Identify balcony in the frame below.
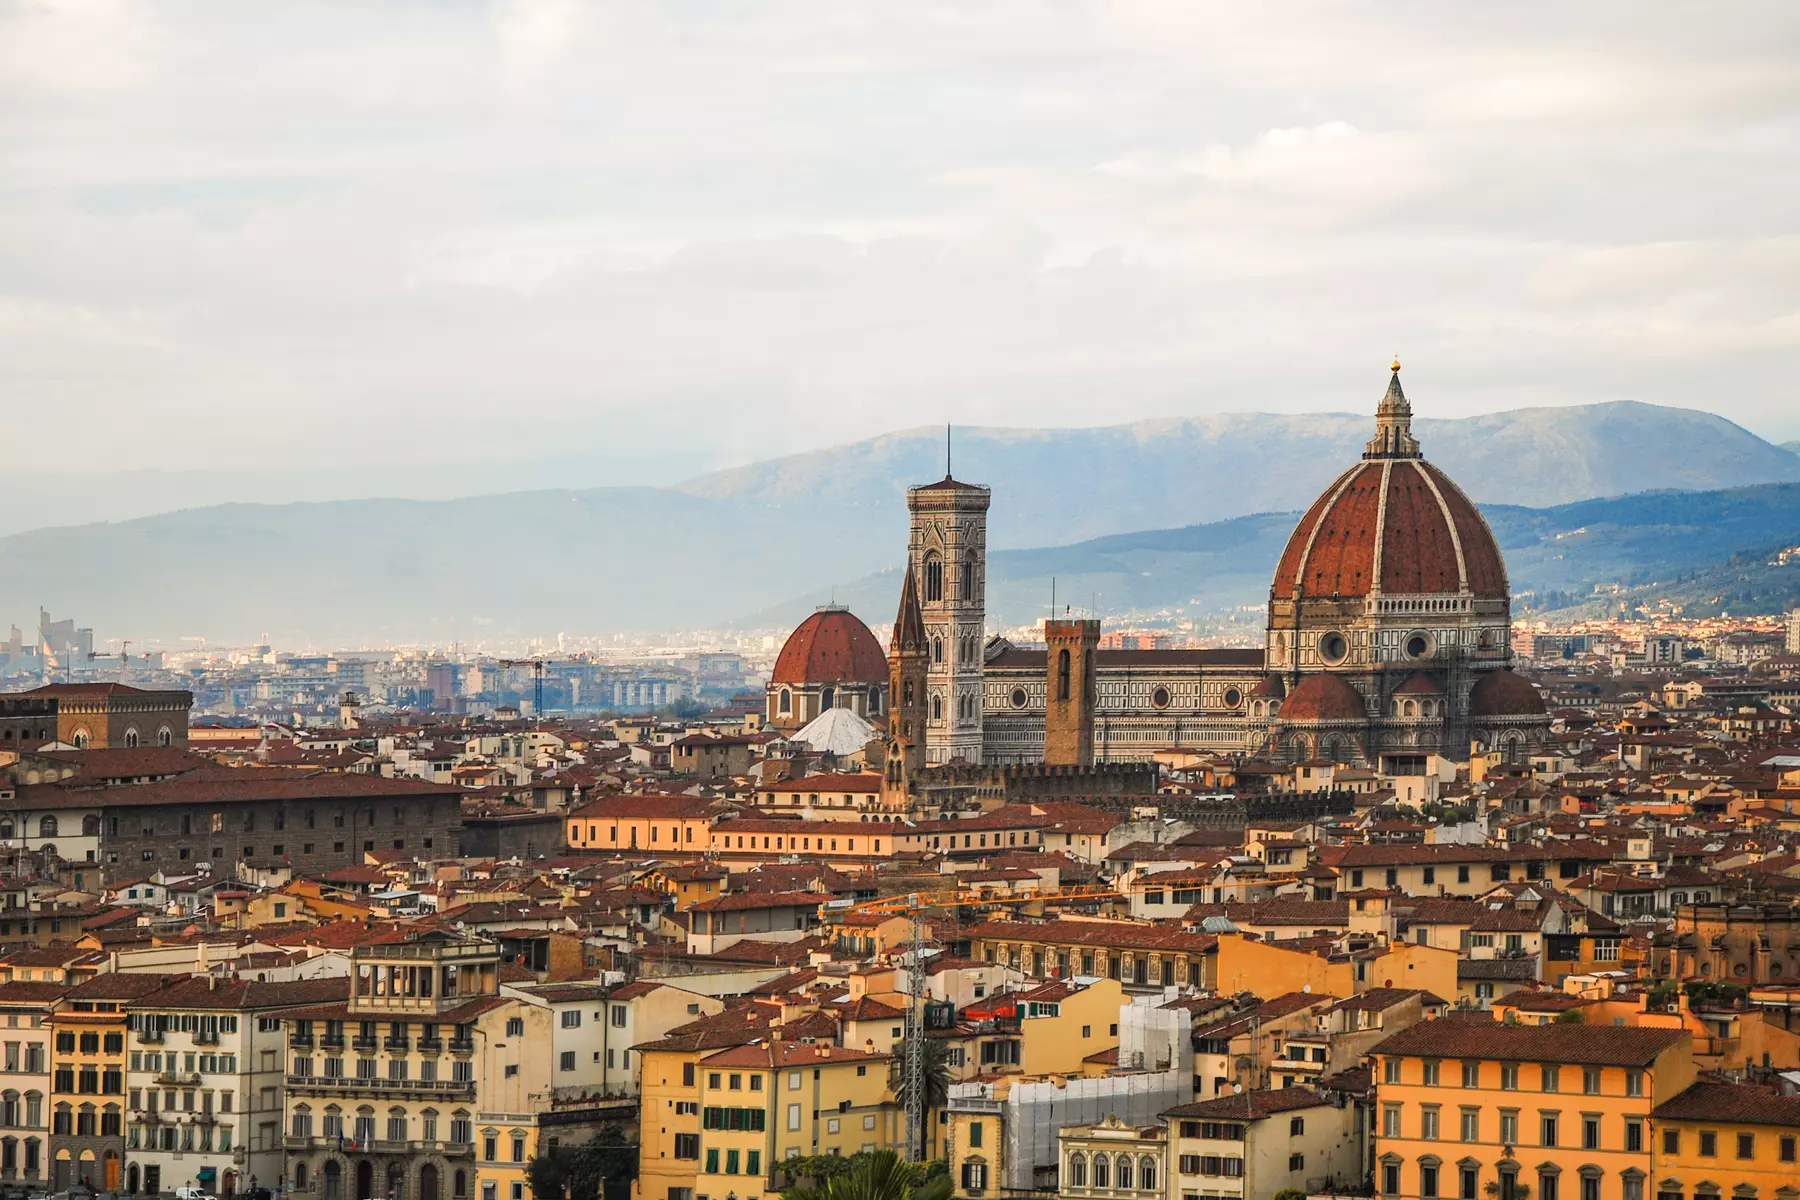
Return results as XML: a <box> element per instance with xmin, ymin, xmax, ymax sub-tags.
<box><xmin>194</xmin><ymin>1111</ymin><xmax>217</xmax><ymax>1125</ymax></box>
<box><xmin>417</xmin><ymin>1037</ymin><xmax>443</xmax><ymax>1053</ymax></box>
<box><xmin>284</xmin><ymin>1074</ymin><xmax>475</xmax><ymax>1100</ymax></box>
<box><xmin>155</xmin><ymin>1069</ymin><xmax>201</xmax><ymax>1086</ymax></box>
<box><xmin>290</xmin><ymin>1033</ymin><xmax>316</xmax><ymax>1049</ymax></box>
<box><xmin>137</xmin><ymin>1029</ymin><xmax>165</xmax><ymax>1045</ymax></box>
<box><xmin>383</xmin><ymin>1036</ymin><xmax>411</xmax><ymax>1052</ymax></box>
<box><xmin>351</xmin><ymin>1035</ymin><xmax>379</xmax><ymax>1051</ymax></box>
<box><xmin>320</xmin><ymin>1033</ymin><xmax>346</xmax><ymax>1050</ymax></box>
<box><xmin>447</xmin><ymin>1038</ymin><xmax>475</xmax><ymax>1054</ymax></box>
<box><xmin>194</xmin><ymin>1030</ymin><xmax>220</xmax><ymax>1046</ymax></box>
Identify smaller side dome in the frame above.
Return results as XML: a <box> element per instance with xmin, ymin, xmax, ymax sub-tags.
<box><xmin>1469</xmin><ymin>668</ymin><xmax>1546</xmax><ymax>718</ymax></box>
<box><xmin>1278</xmin><ymin>674</ymin><xmax>1367</xmax><ymax>723</ymax></box>
<box><xmin>1250</xmin><ymin>676</ymin><xmax>1287</xmax><ymax>699</ymax></box>
<box><xmin>1393</xmin><ymin>672</ymin><xmax>1445</xmax><ymax>697</ymax></box>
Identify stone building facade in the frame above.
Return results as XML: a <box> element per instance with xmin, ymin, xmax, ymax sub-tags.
<box><xmin>881</xmin><ymin>364</ymin><xmax>1552</xmax><ymax>769</ymax></box>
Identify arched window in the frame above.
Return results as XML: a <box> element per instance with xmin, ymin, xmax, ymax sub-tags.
<box><xmin>71</xmin><ymin>730</ymin><xmax>89</xmax><ymax>749</ymax></box>
<box><xmin>924</xmin><ymin>553</ymin><xmax>943</xmax><ymax>603</ymax></box>
<box><xmin>1068</xmin><ymin>1155</ymin><xmax>1087</xmax><ymax>1188</ymax></box>
<box><xmin>157</xmin><ymin>727</ymin><xmax>172</xmax><ymax>747</ymax></box>
<box><xmin>931</xmin><ymin>695</ymin><xmax>942</xmax><ymax>721</ymax></box>
<box><xmin>1139</xmin><ymin>1157</ymin><xmax>1157</xmax><ymax>1192</ymax></box>
<box><xmin>933</xmin><ymin>638</ymin><xmax>944</xmax><ymax>664</ymax></box>
<box><xmin>1116</xmin><ymin>1154</ymin><xmax>1133</xmax><ymax>1189</ymax></box>
<box><xmin>778</xmin><ymin>689</ymin><xmax>791</xmax><ymax>715</ymax></box>
<box><xmin>1057</xmin><ymin>648</ymin><xmax>1071</xmax><ymax>702</ymax></box>
<box><xmin>295</xmin><ymin>1164</ymin><xmax>309</xmax><ymax>1191</ymax></box>
<box><xmin>123</xmin><ymin>728</ymin><xmax>139</xmax><ymax>749</ymax></box>
<box><xmin>962</xmin><ymin>550</ymin><xmax>979</xmax><ymax>601</ymax></box>
<box><xmin>37</xmin><ymin>817</ymin><xmax>55</xmax><ymax>839</ymax></box>
<box><xmin>821</xmin><ymin>686</ymin><xmax>836</xmax><ymax>711</ymax></box>
<box><xmin>868</xmin><ymin>688</ymin><xmax>881</xmax><ymax>716</ymax></box>
<box><xmin>902</xmin><ymin>681</ymin><xmax>914</xmax><ymax>704</ymax></box>
<box><xmin>1092</xmin><ymin>1156</ymin><xmax>1109</xmax><ymax>1189</ymax></box>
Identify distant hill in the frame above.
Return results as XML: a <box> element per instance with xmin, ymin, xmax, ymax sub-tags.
<box><xmin>2</xmin><ymin>401</ymin><xmax>1797</xmax><ymax>644</ymax></box>
<box><xmin>677</xmin><ymin>400</ymin><xmax>1800</xmax><ymax>550</ymax></box>
<box><xmin>758</xmin><ymin>483</ymin><xmax>1800</xmax><ymax>630</ymax></box>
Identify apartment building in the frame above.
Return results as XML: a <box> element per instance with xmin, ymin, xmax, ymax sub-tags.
<box><xmin>1648</xmin><ymin>1081</ymin><xmax>1800</xmax><ymax>1199</ymax></box>
<box><xmin>1164</xmin><ymin>1087</ymin><xmax>1359</xmax><ymax>1199</ymax></box>
<box><xmin>280</xmin><ymin>933</ymin><xmax>549</xmax><ymax>1200</ymax></box>
<box><xmin>1371</xmin><ymin>1021</ymin><xmax>1694</xmax><ymax>1200</ymax></box>
<box><xmin>50</xmin><ymin>974</ymin><xmax>172</xmax><ymax>1191</ymax></box>
<box><xmin>0</xmin><ymin>981</ymin><xmax>60</xmax><ymax>1187</ymax></box>
<box><xmin>504</xmin><ymin>980</ymin><xmax>722</xmax><ymax>1097</ymax></box>
<box><xmin>123</xmin><ymin>976</ymin><xmax>349</xmax><ymax>1197</ymax></box>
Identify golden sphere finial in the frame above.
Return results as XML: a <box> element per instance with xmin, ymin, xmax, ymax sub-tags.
<box><xmin>1391</xmin><ymin>355</ymin><xmax>1402</xmax><ymax>373</ymax></box>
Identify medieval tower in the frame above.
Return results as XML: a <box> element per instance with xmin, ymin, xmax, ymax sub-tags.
<box><xmin>907</xmin><ymin>472</ymin><xmax>990</xmax><ymax>765</ymax></box>
<box><xmin>1043</xmin><ymin>618</ymin><xmax>1099</xmax><ymax>765</ymax></box>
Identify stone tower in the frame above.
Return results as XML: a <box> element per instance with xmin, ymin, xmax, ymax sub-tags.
<box><xmin>1043</xmin><ymin>618</ymin><xmax>1099</xmax><ymax>765</ymax></box>
<box><xmin>906</xmin><ymin>472</ymin><xmax>991</xmax><ymax>765</ymax></box>
<box><xmin>885</xmin><ymin>564</ymin><xmax>929</xmax><ymax>793</ymax></box>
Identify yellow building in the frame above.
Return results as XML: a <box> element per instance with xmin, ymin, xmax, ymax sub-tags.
<box><xmin>1371</xmin><ymin>1020</ymin><xmax>1693</xmax><ymax>1200</ymax></box>
<box><xmin>50</xmin><ymin>973</ymin><xmax>174</xmax><ymax>1190</ymax></box>
<box><xmin>695</xmin><ymin>1041</ymin><xmax>897</xmax><ymax>1195</ymax></box>
<box><xmin>1648</xmin><ymin>1081</ymin><xmax>1800</xmax><ymax>1200</ymax></box>
<box><xmin>566</xmin><ymin>796</ymin><xmax>717</xmax><ymax>856</ymax></box>
<box><xmin>635</xmin><ymin>1010</ymin><xmax>778</xmax><ymax>1200</ymax></box>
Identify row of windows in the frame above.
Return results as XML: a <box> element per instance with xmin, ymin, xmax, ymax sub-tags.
<box><xmin>981</xmin><ymin>941</ymin><xmax>1200</xmax><ymax>988</ymax></box>
<box><xmin>1382</xmin><ymin>1103</ymin><xmax>1646</xmax><ymax>1152</ymax></box>
<box><xmin>51</xmin><ymin>1067</ymin><xmax>122</xmax><ymax>1095</ymax></box>
<box><xmin>1066</xmin><ymin>1152</ymin><xmax>1158</xmax><ymax>1191</ymax></box>
<box><xmin>127</xmin><ymin>1123</ymin><xmax>229</xmax><ymax>1152</ymax></box>
<box><xmin>1383</xmin><ymin>1058</ymin><xmax>1645</xmax><ymax>1096</ymax></box>
<box><xmin>291</xmin><ymin>1057</ymin><xmax>473</xmax><ymax>1083</ymax></box>
<box><xmin>1382</xmin><ymin>1160</ymin><xmax>1642</xmax><ymax>1200</ymax></box>
<box><xmin>291</xmin><ymin>1104</ymin><xmax>474</xmax><ymax>1146</ymax></box>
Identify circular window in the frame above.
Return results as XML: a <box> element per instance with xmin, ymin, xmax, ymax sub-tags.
<box><xmin>1318</xmin><ymin>632</ymin><xmax>1349</xmax><ymax>664</ymax></box>
<box><xmin>1151</xmin><ymin>687</ymin><xmax>1171</xmax><ymax>709</ymax></box>
<box><xmin>1222</xmin><ymin>687</ymin><xmax>1243</xmax><ymax>708</ymax></box>
<box><xmin>1734</xmin><ymin>962</ymin><xmax>1749</xmax><ymax>977</ymax></box>
<box><xmin>1405</xmin><ymin>633</ymin><xmax>1431</xmax><ymax>658</ymax></box>
<box><xmin>1010</xmin><ymin>688</ymin><xmax>1028</xmax><ymax>709</ymax></box>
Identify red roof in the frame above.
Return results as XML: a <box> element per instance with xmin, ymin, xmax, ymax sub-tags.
<box><xmin>771</xmin><ymin>608</ymin><xmax>887</xmax><ymax>687</ymax></box>
<box><xmin>1470</xmin><ymin>669</ymin><xmax>1548</xmax><ymax>718</ymax></box>
<box><xmin>1280</xmin><ymin>674</ymin><xmax>1367</xmax><ymax>723</ymax></box>
<box><xmin>1270</xmin><ymin>453</ymin><xmax>1505</xmax><ymax>602</ymax></box>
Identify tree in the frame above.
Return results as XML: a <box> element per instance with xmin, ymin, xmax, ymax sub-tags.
<box><xmin>527</xmin><ymin>1126</ymin><xmax>639</xmax><ymax>1200</ymax></box>
<box><xmin>781</xmin><ymin>1151</ymin><xmax>949</xmax><ymax>1200</ymax></box>
<box><xmin>1273</xmin><ymin>1189</ymin><xmax>1308</xmax><ymax>1200</ymax></box>
<box><xmin>1554</xmin><ymin>1008</ymin><xmax>1584</xmax><ymax>1025</ymax></box>
<box><xmin>887</xmin><ymin>1037</ymin><xmax>954</xmax><ymax>1159</ymax></box>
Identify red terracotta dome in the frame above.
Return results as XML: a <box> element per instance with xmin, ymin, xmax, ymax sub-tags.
<box><xmin>1270</xmin><ymin>368</ymin><xmax>1507</xmax><ymax>602</ymax></box>
<box><xmin>771</xmin><ymin>607</ymin><xmax>888</xmax><ymax>687</ymax></box>
<box><xmin>1278</xmin><ymin>673</ymin><xmax>1367</xmax><ymax>722</ymax></box>
<box><xmin>1469</xmin><ymin>668</ymin><xmax>1546</xmax><ymax>718</ymax></box>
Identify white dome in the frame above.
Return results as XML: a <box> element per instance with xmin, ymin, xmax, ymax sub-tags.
<box><xmin>790</xmin><ymin>706</ymin><xmax>877</xmax><ymax>757</ymax></box>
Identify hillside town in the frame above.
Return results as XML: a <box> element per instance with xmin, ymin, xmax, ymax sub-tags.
<box><xmin>0</xmin><ymin>378</ymin><xmax>1797</xmax><ymax>1200</ymax></box>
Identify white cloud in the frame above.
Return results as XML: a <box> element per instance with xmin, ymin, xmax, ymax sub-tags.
<box><xmin>1</xmin><ymin>0</ymin><xmax>1798</xmax><ymax>486</ymax></box>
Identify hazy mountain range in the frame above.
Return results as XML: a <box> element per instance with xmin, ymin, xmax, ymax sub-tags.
<box><xmin>5</xmin><ymin>400</ymin><xmax>1799</xmax><ymax>645</ymax></box>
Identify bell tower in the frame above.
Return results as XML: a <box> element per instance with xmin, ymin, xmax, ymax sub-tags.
<box><xmin>885</xmin><ymin>565</ymin><xmax>928</xmax><ymax>800</ymax></box>
<box><xmin>907</xmin><ymin>465</ymin><xmax>991</xmax><ymax>765</ymax></box>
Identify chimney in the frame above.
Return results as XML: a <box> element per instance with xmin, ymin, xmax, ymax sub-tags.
<box><xmin>208</xmin><ymin>975</ymin><xmax>217</xmax><ymax>991</ymax></box>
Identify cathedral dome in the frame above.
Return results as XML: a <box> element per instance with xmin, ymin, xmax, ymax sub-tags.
<box><xmin>771</xmin><ymin>607</ymin><xmax>887</xmax><ymax>687</ymax></box>
<box><xmin>1269</xmin><ymin>367</ymin><xmax>1507</xmax><ymax>602</ymax></box>
<box><xmin>1469</xmin><ymin>667</ymin><xmax>1546</xmax><ymax>718</ymax></box>
<box><xmin>1278</xmin><ymin>673</ymin><xmax>1367</xmax><ymax>722</ymax></box>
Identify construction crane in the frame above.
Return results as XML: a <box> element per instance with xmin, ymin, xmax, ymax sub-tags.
<box><xmin>839</xmin><ymin>881</ymin><xmax>1169</xmax><ymax>1162</ymax></box>
<box><xmin>87</xmin><ymin>641</ymin><xmax>132</xmax><ymax>681</ymax></box>
<box><xmin>498</xmin><ymin>658</ymin><xmax>548</xmax><ymax>727</ymax></box>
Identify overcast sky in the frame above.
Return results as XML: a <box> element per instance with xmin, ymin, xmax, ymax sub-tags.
<box><xmin>4</xmin><ymin>1</ymin><xmax>1798</xmax><ymax>486</ymax></box>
